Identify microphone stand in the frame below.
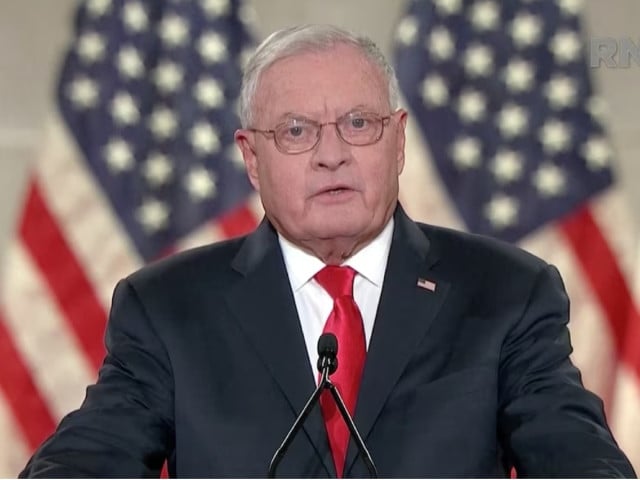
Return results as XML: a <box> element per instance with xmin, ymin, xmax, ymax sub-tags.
<box><xmin>268</xmin><ymin>357</ymin><xmax>378</xmax><ymax>478</ymax></box>
<box><xmin>267</xmin><ymin>372</ymin><xmax>326</xmax><ymax>478</ymax></box>
<box><xmin>324</xmin><ymin>374</ymin><xmax>377</xmax><ymax>478</ymax></box>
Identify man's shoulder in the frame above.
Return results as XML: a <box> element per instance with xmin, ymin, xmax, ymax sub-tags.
<box><xmin>416</xmin><ymin>221</ymin><xmax>549</xmax><ymax>276</ymax></box>
<box><xmin>125</xmin><ymin>234</ymin><xmax>249</xmax><ymax>291</ymax></box>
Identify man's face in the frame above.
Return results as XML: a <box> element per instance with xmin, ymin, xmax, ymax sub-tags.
<box><xmin>236</xmin><ymin>44</ymin><xmax>407</xmax><ymax>253</ymax></box>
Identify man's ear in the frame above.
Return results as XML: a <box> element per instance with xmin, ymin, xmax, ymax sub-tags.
<box><xmin>234</xmin><ymin>129</ymin><xmax>260</xmax><ymax>192</ymax></box>
<box><xmin>395</xmin><ymin>109</ymin><xmax>408</xmax><ymax>175</ymax></box>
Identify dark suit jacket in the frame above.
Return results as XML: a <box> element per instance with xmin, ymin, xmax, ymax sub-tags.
<box><xmin>21</xmin><ymin>206</ymin><xmax>635</xmax><ymax>478</ymax></box>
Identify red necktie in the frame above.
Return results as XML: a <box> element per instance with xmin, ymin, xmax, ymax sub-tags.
<box><xmin>315</xmin><ymin>266</ymin><xmax>366</xmax><ymax>478</ymax></box>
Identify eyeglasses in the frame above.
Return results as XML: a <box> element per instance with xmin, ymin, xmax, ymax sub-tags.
<box><xmin>248</xmin><ymin>111</ymin><xmax>392</xmax><ymax>154</ymax></box>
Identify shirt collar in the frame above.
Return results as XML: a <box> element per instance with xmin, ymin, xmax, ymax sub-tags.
<box><xmin>278</xmin><ymin>218</ymin><xmax>394</xmax><ymax>291</ymax></box>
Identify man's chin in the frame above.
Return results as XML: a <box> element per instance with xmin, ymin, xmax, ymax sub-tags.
<box><xmin>308</xmin><ymin>219</ymin><xmax>371</xmax><ymax>242</ymax></box>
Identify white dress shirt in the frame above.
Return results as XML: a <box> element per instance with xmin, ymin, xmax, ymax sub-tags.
<box><xmin>278</xmin><ymin>218</ymin><xmax>394</xmax><ymax>380</ymax></box>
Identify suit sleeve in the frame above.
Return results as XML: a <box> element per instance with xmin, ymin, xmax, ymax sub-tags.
<box><xmin>497</xmin><ymin>264</ymin><xmax>636</xmax><ymax>478</ymax></box>
<box><xmin>20</xmin><ymin>279</ymin><xmax>175</xmax><ymax>478</ymax></box>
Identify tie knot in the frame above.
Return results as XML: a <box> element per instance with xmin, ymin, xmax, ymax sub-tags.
<box><xmin>314</xmin><ymin>266</ymin><xmax>356</xmax><ymax>300</ymax></box>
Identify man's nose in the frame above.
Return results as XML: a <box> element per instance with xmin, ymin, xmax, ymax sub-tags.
<box><xmin>311</xmin><ymin>123</ymin><xmax>351</xmax><ymax>169</ymax></box>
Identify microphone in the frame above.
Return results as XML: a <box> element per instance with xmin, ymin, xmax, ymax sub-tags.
<box><xmin>317</xmin><ymin>332</ymin><xmax>338</xmax><ymax>376</ymax></box>
<box><xmin>268</xmin><ymin>333</ymin><xmax>378</xmax><ymax>478</ymax></box>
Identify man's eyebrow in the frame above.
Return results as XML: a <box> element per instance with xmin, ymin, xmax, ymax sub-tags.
<box><xmin>271</xmin><ymin>105</ymin><xmax>382</xmax><ymax>124</ymax></box>
<box><xmin>346</xmin><ymin>104</ymin><xmax>376</xmax><ymax>112</ymax></box>
<box><xmin>272</xmin><ymin>111</ymin><xmax>314</xmax><ymax>123</ymax></box>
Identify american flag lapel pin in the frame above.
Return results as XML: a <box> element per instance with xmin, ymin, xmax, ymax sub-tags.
<box><xmin>417</xmin><ymin>277</ymin><xmax>437</xmax><ymax>292</ymax></box>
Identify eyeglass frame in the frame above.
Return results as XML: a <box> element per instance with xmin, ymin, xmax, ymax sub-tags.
<box><xmin>246</xmin><ymin>110</ymin><xmax>399</xmax><ymax>155</ymax></box>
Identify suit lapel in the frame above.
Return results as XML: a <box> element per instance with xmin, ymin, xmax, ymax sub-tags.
<box><xmin>224</xmin><ymin>219</ymin><xmax>334</xmax><ymax>476</ymax></box>
<box><xmin>345</xmin><ymin>208</ymin><xmax>451</xmax><ymax>475</ymax></box>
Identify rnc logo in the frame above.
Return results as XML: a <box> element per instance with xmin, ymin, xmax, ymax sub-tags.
<box><xmin>590</xmin><ymin>37</ymin><xmax>640</xmax><ymax>68</ymax></box>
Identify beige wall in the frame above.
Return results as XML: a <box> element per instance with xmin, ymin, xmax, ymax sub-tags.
<box><xmin>1</xmin><ymin>0</ymin><xmax>639</xmax><ymax>259</ymax></box>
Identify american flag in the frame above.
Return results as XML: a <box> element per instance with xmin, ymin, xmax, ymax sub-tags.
<box><xmin>0</xmin><ymin>0</ymin><xmax>262</xmax><ymax>474</ymax></box>
<box><xmin>394</xmin><ymin>0</ymin><xmax>640</xmax><ymax>471</ymax></box>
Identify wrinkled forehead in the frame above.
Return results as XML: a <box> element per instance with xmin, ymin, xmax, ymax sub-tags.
<box><xmin>253</xmin><ymin>44</ymin><xmax>390</xmax><ymax>124</ymax></box>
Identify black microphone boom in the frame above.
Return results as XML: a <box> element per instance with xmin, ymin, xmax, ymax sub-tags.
<box><xmin>267</xmin><ymin>333</ymin><xmax>378</xmax><ymax>478</ymax></box>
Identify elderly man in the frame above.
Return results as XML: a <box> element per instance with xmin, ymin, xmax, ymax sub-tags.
<box><xmin>21</xmin><ymin>25</ymin><xmax>635</xmax><ymax>478</ymax></box>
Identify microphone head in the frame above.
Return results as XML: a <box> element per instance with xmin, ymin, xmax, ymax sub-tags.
<box><xmin>317</xmin><ymin>333</ymin><xmax>338</xmax><ymax>357</ymax></box>
<box><xmin>317</xmin><ymin>333</ymin><xmax>338</xmax><ymax>375</ymax></box>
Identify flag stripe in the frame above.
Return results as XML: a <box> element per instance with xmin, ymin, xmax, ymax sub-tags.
<box><xmin>36</xmin><ymin>119</ymin><xmax>142</xmax><ymax>309</ymax></box>
<box><xmin>0</xmin><ymin>310</ymin><xmax>55</xmax><ymax>449</ymax></box>
<box><xmin>19</xmin><ymin>182</ymin><xmax>106</xmax><ymax>371</ymax></box>
<box><xmin>611</xmin><ymin>366</ymin><xmax>640</xmax><ymax>469</ymax></box>
<box><xmin>521</xmin><ymin>225</ymin><xmax>619</xmax><ymax>401</ymax></box>
<box><xmin>590</xmin><ymin>191</ymin><xmax>639</xmax><ymax>287</ymax></box>
<box><xmin>560</xmin><ymin>205</ymin><xmax>640</xmax><ymax>381</ymax></box>
<box><xmin>2</xmin><ymin>240</ymin><xmax>95</xmax><ymax>419</ymax></box>
<box><xmin>218</xmin><ymin>202</ymin><xmax>260</xmax><ymax>238</ymax></box>
<box><xmin>0</xmin><ymin>390</ymin><xmax>30</xmax><ymax>477</ymax></box>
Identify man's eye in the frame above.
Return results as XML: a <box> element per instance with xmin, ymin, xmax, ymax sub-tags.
<box><xmin>289</xmin><ymin>126</ymin><xmax>304</xmax><ymax>137</ymax></box>
<box><xmin>351</xmin><ymin>117</ymin><xmax>366</xmax><ymax>129</ymax></box>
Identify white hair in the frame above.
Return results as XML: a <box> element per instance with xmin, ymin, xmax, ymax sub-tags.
<box><xmin>238</xmin><ymin>24</ymin><xmax>401</xmax><ymax>127</ymax></box>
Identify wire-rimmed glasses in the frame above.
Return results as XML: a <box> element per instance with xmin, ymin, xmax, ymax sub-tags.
<box><xmin>248</xmin><ymin>111</ymin><xmax>393</xmax><ymax>154</ymax></box>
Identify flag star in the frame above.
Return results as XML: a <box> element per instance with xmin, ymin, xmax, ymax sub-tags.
<box><xmin>550</xmin><ymin>30</ymin><xmax>582</xmax><ymax>63</ymax></box>
<box><xmin>86</xmin><ymin>0</ymin><xmax>112</xmax><ymax>17</ymax></box>
<box><xmin>110</xmin><ymin>92</ymin><xmax>140</xmax><ymax>125</ymax></box>
<box><xmin>557</xmin><ymin>0</ymin><xmax>583</xmax><ymax>16</ymax></box>
<box><xmin>198</xmin><ymin>31</ymin><xmax>228</xmax><ymax>63</ymax></box>
<box><xmin>154</xmin><ymin>61</ymin><xmax>184</xmax><ymax>94</ymax></box>
<box><xmin>123</xmin><ymin>2</ymin><xmax>148</xmax><ymax>32</ymax></box>
<box><xmin>194</xmin><ymin>77</ymin><xmax>225</xmax><ymax>109</ymax></box>
<box><xmin>185</xmin><ymin>167</ymin><xmax>217</xmax><ymax>200</ymax></box>
<box><xmin>200</xmin><ymin>0</ymin><xmax>230</xmax><ymax>17</ymax></box>
<box><xmin>420</xmin><ymin>74</ymin><xmax>449</xmax><ymax>107</ymax></box>
<box><xmin>190</xmin><ymin>121</ymin><xmax>221</xmax><ymax>155</ymax></box>
<box><xmin>76</xmin><ymin>32</ymin><xmax>106</xmax><ymax>63</ymax></box>
<box><xmin>143</xmin><ymin>153</ymin><xmax>174</xmax><ymax>186</ymax></box>
<box><xmin>587</xmin><ymin>96</ymin><xmax>609</xmax><ymax>122</ymax></box>
<box><xmin>484</xmin><ymin>194</ymin><xmax>519</xmax><ymax>229</ymax></box>
<box><xmin>450</xmin><ymin>136</ymin><xmax>482</xmax><ymax>170</ymax></box>
<box><xmin>239</xmin><ymin>46</ymin><xmax>254</xmax><ymax>70</ymax></box>
<box><xmin>239</xmin><ymin>3</ymin><xmax>258</xmax><ymax>26</ymax></box>
<box><xmin>67</xmin><ymin>76</ymin><xmax>99</xmax><ymax>108</ymax></box>
<box><xmin>148</xmin><ymin>106</ymin><xmax>178</xmax><ymax>139</ymax></box>
<box><xmin>159</xmin><ymin>14</ymin><xmax>190</xmax><ymax>47</ymax></box>
<box><xmin>227</xmin><ymin>144</ymin><xmax>246</xmax><ymax>170</ymax></box>
<box><xmin>539</xmin><ymin>119</ymin><xmax>572</xmax><ymax>153</ymax></box>
<box><xmin>545</xmin><ymin>74</ymin><xmax>577</xmax><ymax>109</ymax></box>
<box><xmin>582</xmin><ymin>136</ymin><xmax>612</xmax><ymax>170</ymax></box>
<box><xmin>103</xmin><ymin>138</ymin><xmax>134</xmax><ymax>173</ymax></box>
<box><xmin>533</xmin><ymin>163</ymin><xmax>567</xmax><ymax>197</ymax></box>
<box><xmin>117</xmin><ymin>46</ymin><xmax>144</xmax><ymax>78</ymax></box>
<box><xmin>491</xmin><ymin>150</ymin><xmax>525</xmax><ymax>184</ymax></box>
<box><xmin>232</xmin><ymin>97</ymin><xmax>241</xmax><ymax>117</ymax></box>
<box><xmin>503</xmin><ymin>58</ymin><xmax>535</xmax><ymax>92</ymax></box>
<box><xmin>433</xmin><ymin>0</ymin><xmax>462</xmax><ymax>15</ymax></box>
<box><xmin>136</xmin><ymin>198</ymin><xmax>169</xmax><ymax>233</ymax></box>
<box><xmin>427</xmin><ymin>26</ymin><xmax>455</xmax><ymax>60</ymax></box>
<box><xmin>470</xmin><ymin>1</ymin><xmax>500</xmax><ymax>31</ymax></box>
<box><xmin>510</xmin><ymin>13</ymin><xmax>542</xmax><ymax>48</ymax></box>
<box><xmin>496</xmin><ymin>103</ymin><xmax>529</xmax><ymax>138</ymax></box>
<box><xmin>396</xmin><ymin>16</ymin><xmax>420</xmax><ymax>46</ymax></box>
<box><xmin>463</xmin><ymin>43</ymin><xmax>494</xmax><ymax>77</ymax></box>
<box><xmin>457</xmin><ymin>89</ymin><xmax>487</xmax><ymax>122</ymax></box>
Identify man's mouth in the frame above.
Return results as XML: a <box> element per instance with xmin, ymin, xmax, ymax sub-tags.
<box><xmin>325</xmin><ymin>188</ymin><xmax>349</xmax><ymax>194</ymax></box>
